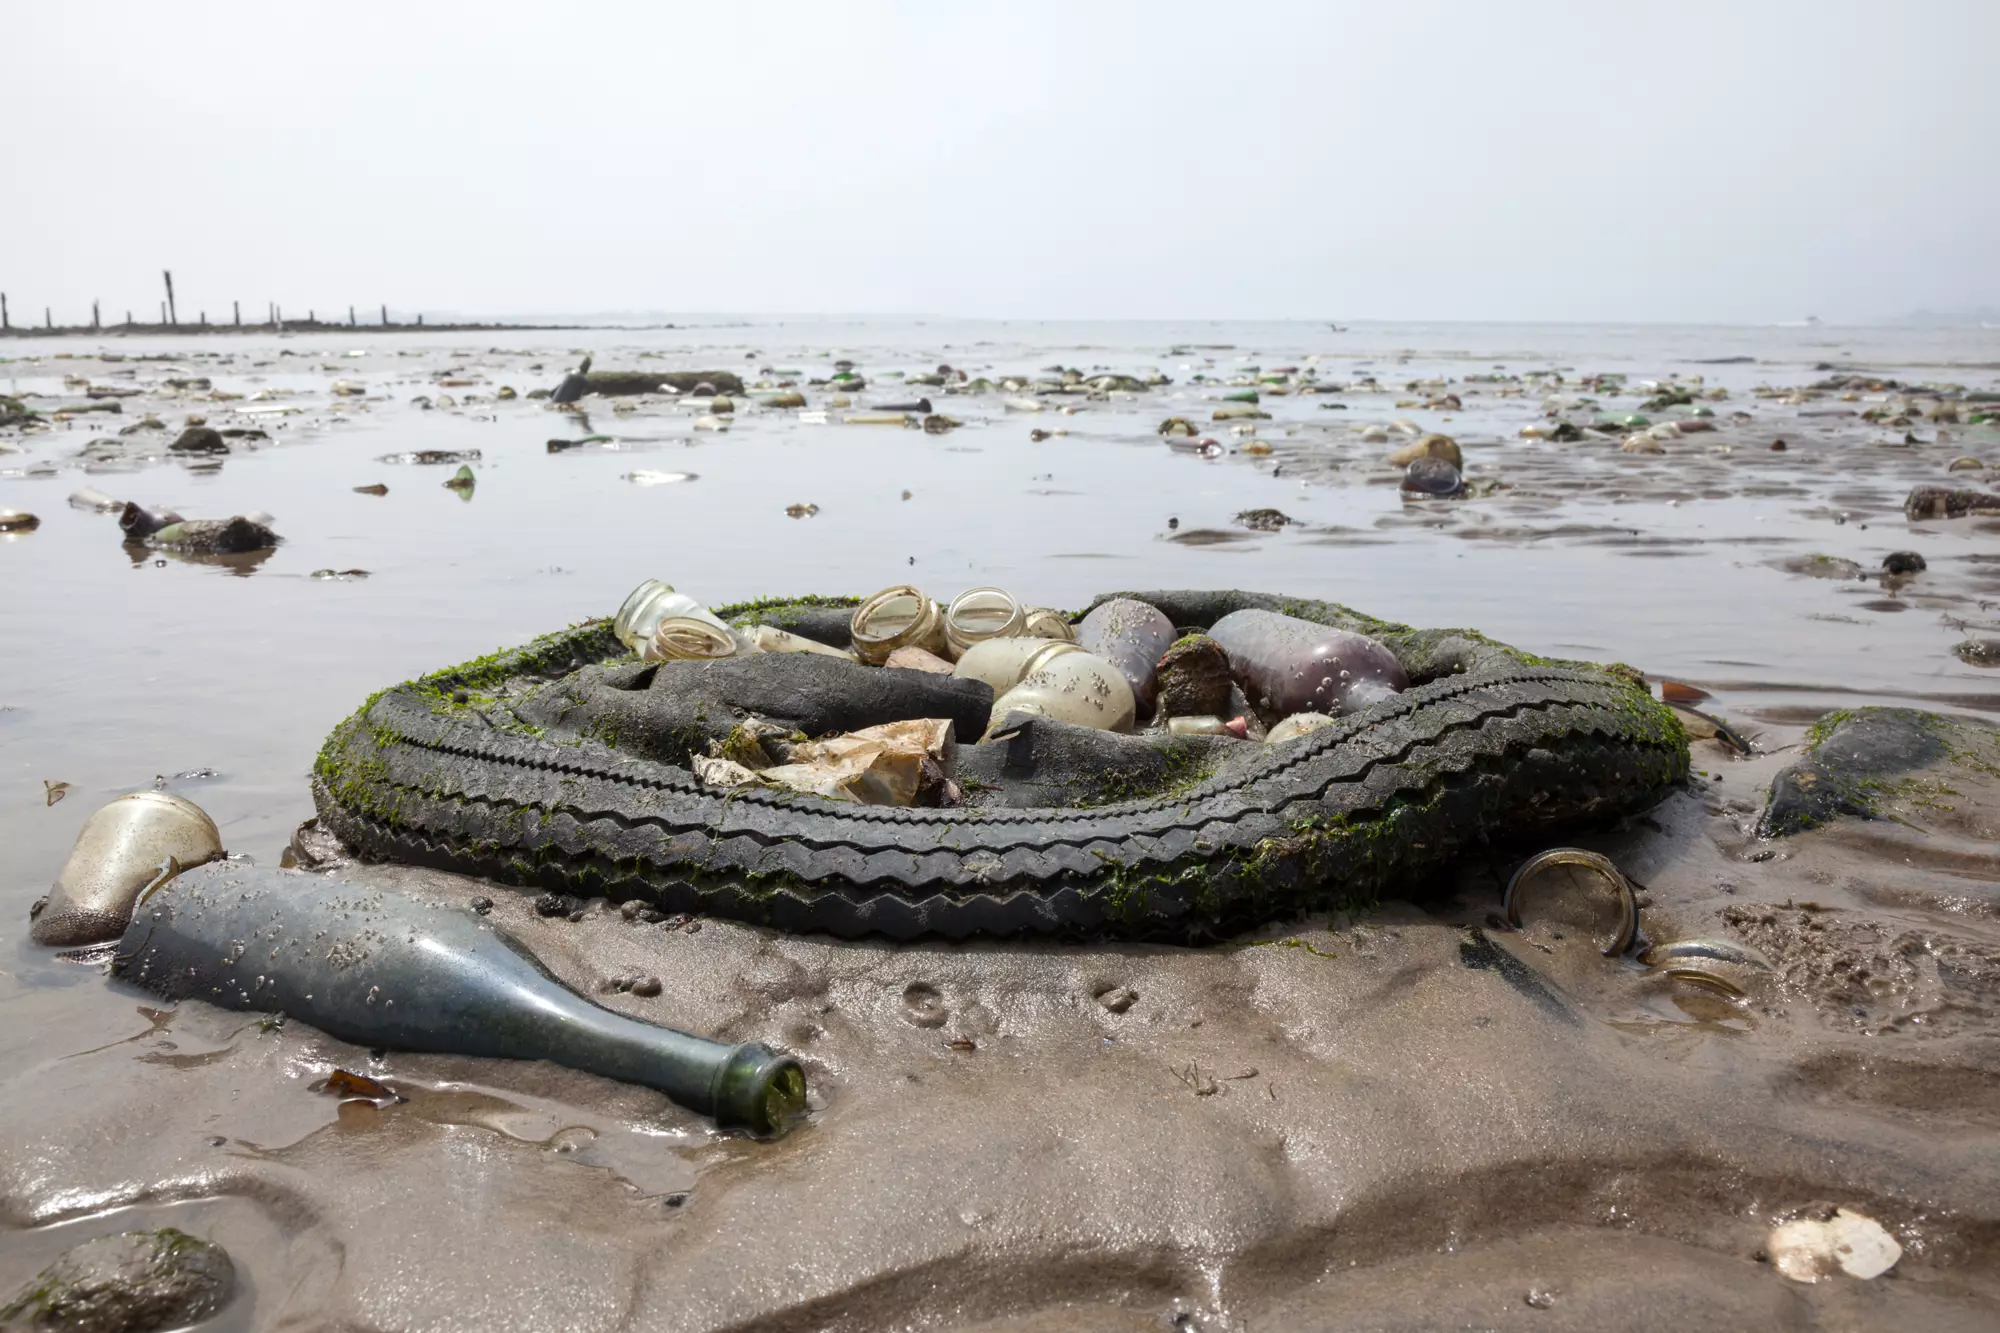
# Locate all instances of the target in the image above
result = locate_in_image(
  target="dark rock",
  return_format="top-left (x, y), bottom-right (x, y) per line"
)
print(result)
top-left (630, 976), bottom-right (662, 997)
top-left (534, 892), bottom-right (576, 919)
top-left (1954, 639), bottom-right (2000, 667)
top-left (1155, 635), bottom-right (1233, 718)
top-left (1905, 485), bottom-right (2000, 520)
top-left (0, 1227), bottom-right (234, 1333)
top-left (1881, 551), bottom-right (1926, 575)
top-left (1401, 456), bottom-right (1465, 497)
top-left (168, 427), bottom-right (228, 455)
top-left (470, 896), bottom-right (493, 915)
top-left (1760, 708), bottom-right (1950, 836)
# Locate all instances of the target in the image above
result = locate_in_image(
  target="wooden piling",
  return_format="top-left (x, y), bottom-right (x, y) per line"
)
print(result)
top-left (92, 300), bottom-right (100, 329)
top-left (163, 270), bottom-right (177, 326)
top-left (2, 292), bottom-right (10, 330)
top-left (233, 301), bottom-right (240, 326)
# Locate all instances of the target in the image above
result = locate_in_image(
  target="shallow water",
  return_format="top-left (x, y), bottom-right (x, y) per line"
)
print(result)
top-left (3, 319), bottom-right (1999, 1329)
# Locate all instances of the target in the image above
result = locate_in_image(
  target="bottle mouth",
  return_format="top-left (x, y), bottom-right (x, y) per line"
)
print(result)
top-left (1020, 607), bottom-right (1077, 643)
top-left (710, 1043), bottom-right (809, 1137)
top-left (648, 617), bottom-right (740, 661)
top-left (850, 585), bottom-right (942, 662)
top-left (613, 578), bottom-right (674, 650)
top-left (943, 586), bottom-right (1025, 659)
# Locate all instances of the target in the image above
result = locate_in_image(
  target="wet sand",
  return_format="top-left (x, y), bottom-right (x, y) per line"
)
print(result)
top-left (3, 321), bottom-right (1998, 1329)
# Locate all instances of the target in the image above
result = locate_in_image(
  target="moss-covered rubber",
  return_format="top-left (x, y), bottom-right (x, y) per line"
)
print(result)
top-left (312, 590), bottom-right (1689, 940)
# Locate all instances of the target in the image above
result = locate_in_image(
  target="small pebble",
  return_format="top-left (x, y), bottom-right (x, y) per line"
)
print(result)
top-left (630, 976), bottom-right (662, 997)
top-left (470, 896), bottom-right (493, 915)
top-left (1097, 986), bottom-right (1138, 1014)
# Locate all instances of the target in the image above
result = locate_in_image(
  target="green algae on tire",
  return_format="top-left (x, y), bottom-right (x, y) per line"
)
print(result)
top-left (312, 589), bottom-right (1690, 940)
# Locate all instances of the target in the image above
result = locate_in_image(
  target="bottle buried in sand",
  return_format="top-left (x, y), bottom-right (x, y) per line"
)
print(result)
top-left (31, 792), bottom-right (225, 946)
top-left (112, 862), bottom-right (808, 1136)
top-left (984, 650), bottom-right (1136, 740)
top-left (850, 585), bottom-right (950, 664)
top-left (1077, 598), bottom-right (1176, 712)
top-left (1503, 848), bottom-right (1637, 956)
top-left (1206, 610), bottom-right (1408, 718)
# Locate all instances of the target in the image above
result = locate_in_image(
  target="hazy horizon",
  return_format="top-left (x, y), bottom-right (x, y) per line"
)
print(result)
top-left (7, 1), bottom-right (1996, 327)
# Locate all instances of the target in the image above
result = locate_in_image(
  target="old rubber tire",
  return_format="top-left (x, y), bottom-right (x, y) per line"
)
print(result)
top-left (312, 590), bottom-right (1688, 939)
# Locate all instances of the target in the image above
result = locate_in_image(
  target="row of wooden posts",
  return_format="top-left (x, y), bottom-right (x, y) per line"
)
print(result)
top-left (0, 271), bottom-right (419, 331)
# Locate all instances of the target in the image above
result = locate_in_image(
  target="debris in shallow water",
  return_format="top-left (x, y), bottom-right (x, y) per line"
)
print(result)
top-left (377, 449), bottom-right (480, 465)
top-left (1668, 703), bottom-right (1753, 755)
top-left (316, 1067), bottom-right (406, 1104)
top-left (443, 465), bottom-right (475, 491)
top-left (45, 779), bottom-right (70, 807)
top-left (1400, 456), bottom-right (1464, 497)
top-left (353, 483), bottom-right (388, 496)
top-left (1954, 639), bottom-right (2000, 667)
top-left (784, 502), bottom-right (820, 518)
top-left (624, 470), bottom-right (697, 485)
top-left (0, 509), bottom-right (39, 532)
top-left (1096, 986), bottom-right (1137, 1014)
top-left (1659, 680), bottom-right (1709, 703)
top-left (1767, 1208), bottom-right (1901, 1282)
top-left (1905, 484), bottom-right (2000, 520)
top-left (310, 568), bottom-right (371, 580)
top-left (1233, 508), bottom-right (1295, 532)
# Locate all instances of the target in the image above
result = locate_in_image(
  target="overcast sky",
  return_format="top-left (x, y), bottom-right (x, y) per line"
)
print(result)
top-left (6, 1), bottom-right (1995, 325)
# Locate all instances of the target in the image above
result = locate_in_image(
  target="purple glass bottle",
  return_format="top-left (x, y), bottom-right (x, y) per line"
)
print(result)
top-left (1206, 610), bottom-right (1407, 718)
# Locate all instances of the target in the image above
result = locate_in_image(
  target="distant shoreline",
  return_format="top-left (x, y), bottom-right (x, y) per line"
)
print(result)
top-left (0, 319), bottom-right (611, 339)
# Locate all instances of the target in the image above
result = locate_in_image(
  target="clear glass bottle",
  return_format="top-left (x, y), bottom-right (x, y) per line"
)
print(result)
top-left (648, 617), bottom-right (747, 661)
top-left (943, 586), bottom-right (1027, 659)
top-left (850, 585), bottom-right (948, 663)
top-left (613, 580), bottom-right (734, 654)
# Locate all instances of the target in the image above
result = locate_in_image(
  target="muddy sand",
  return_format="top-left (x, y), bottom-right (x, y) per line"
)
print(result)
top-left (2, 322), bottom-right (1998, 1330)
